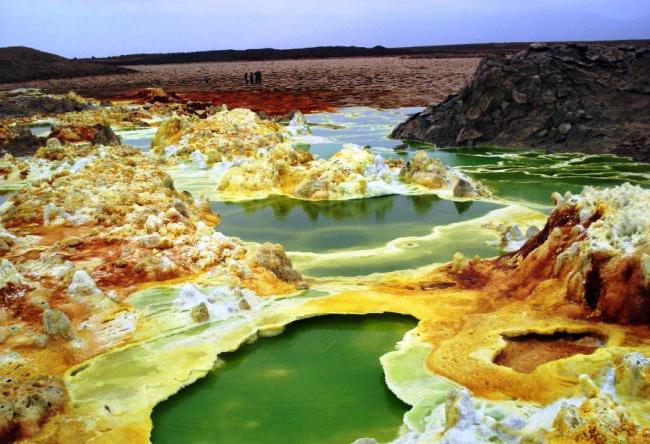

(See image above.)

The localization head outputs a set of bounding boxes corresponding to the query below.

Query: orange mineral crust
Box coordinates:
[433,186,650,402]
[493,186,650,324]
[304,184,650,433]
[309,264,650,404]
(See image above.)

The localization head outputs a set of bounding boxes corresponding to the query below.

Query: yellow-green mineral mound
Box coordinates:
[0,143,305,442]
[152,108,490,201]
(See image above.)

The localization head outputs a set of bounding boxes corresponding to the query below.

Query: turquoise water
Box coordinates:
[0,192,10,205]
[118,106,648,207]
[428,147,650,206]
[210,107,650,276]
[114,126,157,149]
[302,107,421,159]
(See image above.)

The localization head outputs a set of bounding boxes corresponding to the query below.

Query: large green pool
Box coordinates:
[151,315,416,444]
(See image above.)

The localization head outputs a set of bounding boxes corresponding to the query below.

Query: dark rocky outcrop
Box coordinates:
[0,123,121,157]
[90,124,121,146]
[0,127,44,157]
[0,89,90,119]
[88,40,649,66]
[48,124,121,146]
[0,46,134,84]
[391,44,650,162]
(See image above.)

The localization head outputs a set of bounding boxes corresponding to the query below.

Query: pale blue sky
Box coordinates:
[1,0,648,57]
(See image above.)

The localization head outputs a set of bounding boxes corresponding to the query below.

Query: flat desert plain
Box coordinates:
[0,57,480,113]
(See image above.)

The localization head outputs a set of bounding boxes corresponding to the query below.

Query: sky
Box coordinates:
[1,0,649,58]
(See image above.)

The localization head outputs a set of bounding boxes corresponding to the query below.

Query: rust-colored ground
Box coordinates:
[0,57,480,114]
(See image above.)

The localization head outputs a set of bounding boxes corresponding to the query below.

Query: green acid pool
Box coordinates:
[213,194,501,253]
[151,315,416,444]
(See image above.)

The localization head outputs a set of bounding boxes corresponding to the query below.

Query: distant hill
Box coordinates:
[86,40,650,66]
[0,46,135,83]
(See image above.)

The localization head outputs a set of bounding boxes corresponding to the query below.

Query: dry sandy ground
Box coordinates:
[1,56,480,113]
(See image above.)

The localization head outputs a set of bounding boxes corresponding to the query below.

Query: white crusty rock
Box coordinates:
[0,259,25,288]
[67,269,103,299]
[174,283,262,322]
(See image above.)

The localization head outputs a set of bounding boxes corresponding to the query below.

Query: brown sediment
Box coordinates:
[0,283,40,323]
[172,90,337,116]
[0,57,481,114]
[108,89,350,116]
[494,332,604,373]
[418,281,456,290]
[107,88,336,117]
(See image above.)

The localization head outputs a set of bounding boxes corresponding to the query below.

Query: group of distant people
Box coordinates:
[245,71,262,84]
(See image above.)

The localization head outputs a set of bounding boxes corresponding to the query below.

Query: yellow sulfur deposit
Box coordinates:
[152,108,490,201]
[0,143,305,442]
